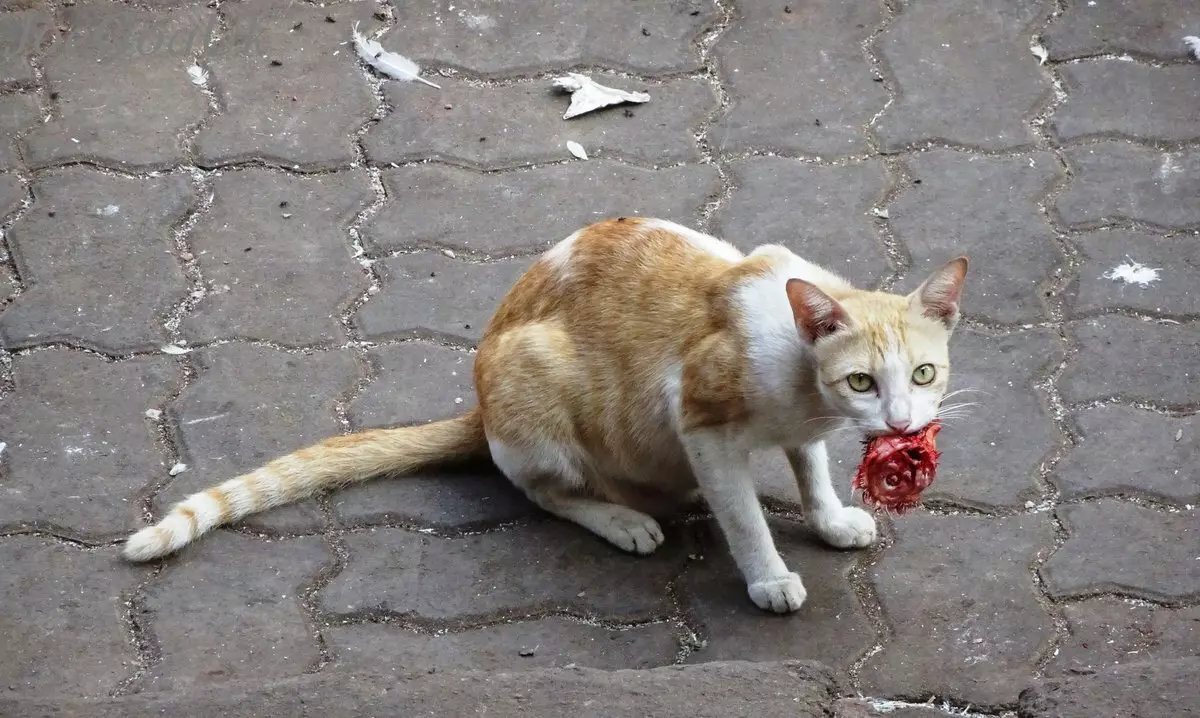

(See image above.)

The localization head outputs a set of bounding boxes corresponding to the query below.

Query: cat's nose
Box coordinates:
[886,419,911,434]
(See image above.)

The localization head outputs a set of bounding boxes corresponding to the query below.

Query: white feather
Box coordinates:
[186,64,209,87]
[352,22,440,89]
[1184,36,1200,62]
[566,140,588,160]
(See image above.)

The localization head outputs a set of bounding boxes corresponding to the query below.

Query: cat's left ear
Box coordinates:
[909,257,968,330]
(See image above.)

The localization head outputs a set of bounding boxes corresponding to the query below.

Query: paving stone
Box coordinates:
[143,532,329,691]
[182,169,371,346]
[1056,143,1200,230]
[1043,502,1199,601]
[156,345,358,534]
[22,1,211,168]
[363,162,721,256]
[1060,317,1200,405]
[320,522,686,622]
[0,168,192,353]
[387,2,712,76]
[835,700,946,718]
[859,513,1056,708]
[0,538,147,696]
[355,254,531,343]
[1046,598,1200,678]
[715,0,885,155]
[680,518,872,671]
[1068,230,1200,317]
[0,171,25,217]
[365,75,714,170]
[1052,406,1199,503]
[920,328,1064,509]
[1043,0,1200,60]
[1054,62,1200,143]
[0,92,38,169]
[892,150,1062,323]
[713,158,890,288]
[350,342,475,428]
[0,8,50,86]
[1018,656,1200,718]
[0,349,179,536]
[196,0,375,168]
[1,660,845,718]
[326,618,679,673]
[874,0,1050,150]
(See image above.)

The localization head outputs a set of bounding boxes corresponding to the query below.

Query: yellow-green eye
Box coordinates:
[912,363,936,386]
[847,373,875,393]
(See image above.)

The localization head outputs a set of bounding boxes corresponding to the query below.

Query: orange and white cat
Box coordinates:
[123,217,967,614]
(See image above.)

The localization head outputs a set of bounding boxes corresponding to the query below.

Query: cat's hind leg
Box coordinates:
[488,439,665,555]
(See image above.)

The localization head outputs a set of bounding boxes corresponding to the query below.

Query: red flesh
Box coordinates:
[852,420,942,513]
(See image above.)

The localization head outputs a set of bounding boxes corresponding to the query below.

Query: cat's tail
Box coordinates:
[122,409,488,562]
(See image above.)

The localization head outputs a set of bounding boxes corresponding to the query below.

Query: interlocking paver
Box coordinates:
[21,1,211,168]
[0,349,179,536]
[892,150,1061,323]
[1056,143,1200,230]
[142,532,330,691]
[1019,657,1200,718]
[1042,502,1199,601]
[1068,229,1200,316]
[715,0,885,155]
[319,523,685,622]
[1060,317,1200,405]
[327,618,679,673]
[1052,406,1198,503]
[713,158,890,288]
[0,539,147,696]
[195,0,375,168]
[874,0,1050,150]
[1046,599,1200,677]
[365,75,714,169]
[927,328,1064,509]
[0,7,49,86]
[333,342,536,528]
[1043,0,1200,60]
[680,518,872,671]
[182,169,372,346]
[155,345,358,534]
[0,168,192,353]
[0,171,24,216]
[1054,62,1200,143]
[0,92,38,169]
[859,513,1056,707]
[387,2,713,76]
[363,162,721,256]
[355,254,531,343]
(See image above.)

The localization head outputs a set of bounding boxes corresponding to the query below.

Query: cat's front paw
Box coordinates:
[748,572,807,613]
[811,505,877,549]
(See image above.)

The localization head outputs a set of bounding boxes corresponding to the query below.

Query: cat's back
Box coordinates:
[482,217,745,342]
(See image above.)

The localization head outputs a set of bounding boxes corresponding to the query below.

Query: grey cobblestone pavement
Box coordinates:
[0,0,1197,715]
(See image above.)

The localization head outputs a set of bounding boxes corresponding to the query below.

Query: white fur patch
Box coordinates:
[642,219,744,262]
[541,229,582,280]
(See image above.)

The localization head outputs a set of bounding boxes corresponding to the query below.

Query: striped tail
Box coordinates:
[123,410,487,561]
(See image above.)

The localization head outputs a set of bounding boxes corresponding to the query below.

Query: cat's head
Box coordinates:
[787,258,968,437]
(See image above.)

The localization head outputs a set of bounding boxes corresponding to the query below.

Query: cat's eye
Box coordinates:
[846,373,875,393]
[912,363,936,386]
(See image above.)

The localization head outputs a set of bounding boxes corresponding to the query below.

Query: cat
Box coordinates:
[123,217,967,614]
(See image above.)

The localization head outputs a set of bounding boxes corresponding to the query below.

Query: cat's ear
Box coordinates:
[909,257,968,329]
[786,278,848,343]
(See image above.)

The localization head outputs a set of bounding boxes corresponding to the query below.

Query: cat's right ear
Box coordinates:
[786,278,848,343]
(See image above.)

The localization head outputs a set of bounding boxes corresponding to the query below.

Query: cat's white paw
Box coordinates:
[811,505,877,549]
[599,511,665,555]
[748,572,807,613]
